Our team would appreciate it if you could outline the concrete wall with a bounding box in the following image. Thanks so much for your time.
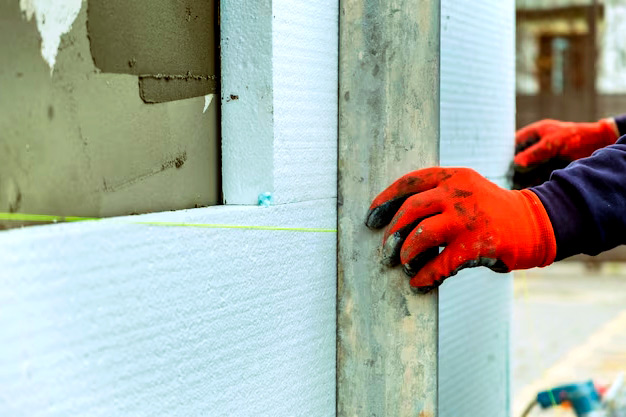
[0,0,219,227]
[0,1,338,416]
[439,0,515,416]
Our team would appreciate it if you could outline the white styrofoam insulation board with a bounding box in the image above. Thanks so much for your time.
[271,1,338,205]
[221,0,338,206]
[0,0,339,415]
[438,0,515,416]
[220,0,275,204]
[0,201,337,417]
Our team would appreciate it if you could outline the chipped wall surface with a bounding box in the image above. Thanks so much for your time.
[0,0,219,225]
[439,0,515,416]
[19,0,82,71]
[0,0,338,415]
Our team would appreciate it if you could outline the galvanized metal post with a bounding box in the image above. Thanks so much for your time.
[337,1,440,416]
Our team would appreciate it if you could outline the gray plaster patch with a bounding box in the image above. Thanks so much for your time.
[87,0,217,102]
[139,75,217,104]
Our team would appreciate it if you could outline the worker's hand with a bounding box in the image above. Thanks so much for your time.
[366,167,557,293]
[514,119,618,168]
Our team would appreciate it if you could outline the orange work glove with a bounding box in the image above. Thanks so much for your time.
[366,167,557,293]
[514,119,618,168]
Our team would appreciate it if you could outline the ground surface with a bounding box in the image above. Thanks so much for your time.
[513,262,626,416]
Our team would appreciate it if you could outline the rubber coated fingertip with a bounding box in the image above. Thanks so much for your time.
[410,279,443,294]
[365,208,383,229]
[402,247,439,278]
[382,233,402,267]
[515,135,540,154]
[365,198,406,229]
[512,162,536,174]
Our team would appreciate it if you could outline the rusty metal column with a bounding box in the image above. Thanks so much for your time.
[337,1,440,416]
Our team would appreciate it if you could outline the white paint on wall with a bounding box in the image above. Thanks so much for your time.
[598,0,626,94]
[19,0,82,73]
[0,200,337,416]
[439,0,515,416]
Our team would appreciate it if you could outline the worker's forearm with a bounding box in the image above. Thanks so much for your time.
[531,135,626,260]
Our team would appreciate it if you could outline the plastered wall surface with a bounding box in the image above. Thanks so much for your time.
[0,0,219,226]
[87,0,217,102]
[0,201,336,417]
[0,0,338,415]
[438,0,515,416]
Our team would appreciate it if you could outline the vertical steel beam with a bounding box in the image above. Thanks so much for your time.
[337,1,440,416]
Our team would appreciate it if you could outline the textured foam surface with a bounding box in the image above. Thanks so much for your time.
[438,1,515,416]
[222,0,338,205]
[0,201,336,416]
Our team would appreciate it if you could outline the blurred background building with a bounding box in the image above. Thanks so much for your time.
[516,0,626,127]
[514,4,626,415]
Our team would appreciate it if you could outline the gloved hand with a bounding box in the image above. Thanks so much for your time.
[514,118,618,168]
[366,167,557,293]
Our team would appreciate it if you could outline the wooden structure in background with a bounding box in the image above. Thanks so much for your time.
[516,2,614,127]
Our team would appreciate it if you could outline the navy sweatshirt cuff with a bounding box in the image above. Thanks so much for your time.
[614,114,626,137]
[530,180,593,261]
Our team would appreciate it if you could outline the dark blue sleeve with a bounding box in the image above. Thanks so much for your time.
[615,114,626,136]
[531,135,626,260]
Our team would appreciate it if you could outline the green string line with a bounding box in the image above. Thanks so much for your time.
[0,213,98,222]
[0,212,337,233]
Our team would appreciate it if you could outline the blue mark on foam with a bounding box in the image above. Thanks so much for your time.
[258,192,273,207]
